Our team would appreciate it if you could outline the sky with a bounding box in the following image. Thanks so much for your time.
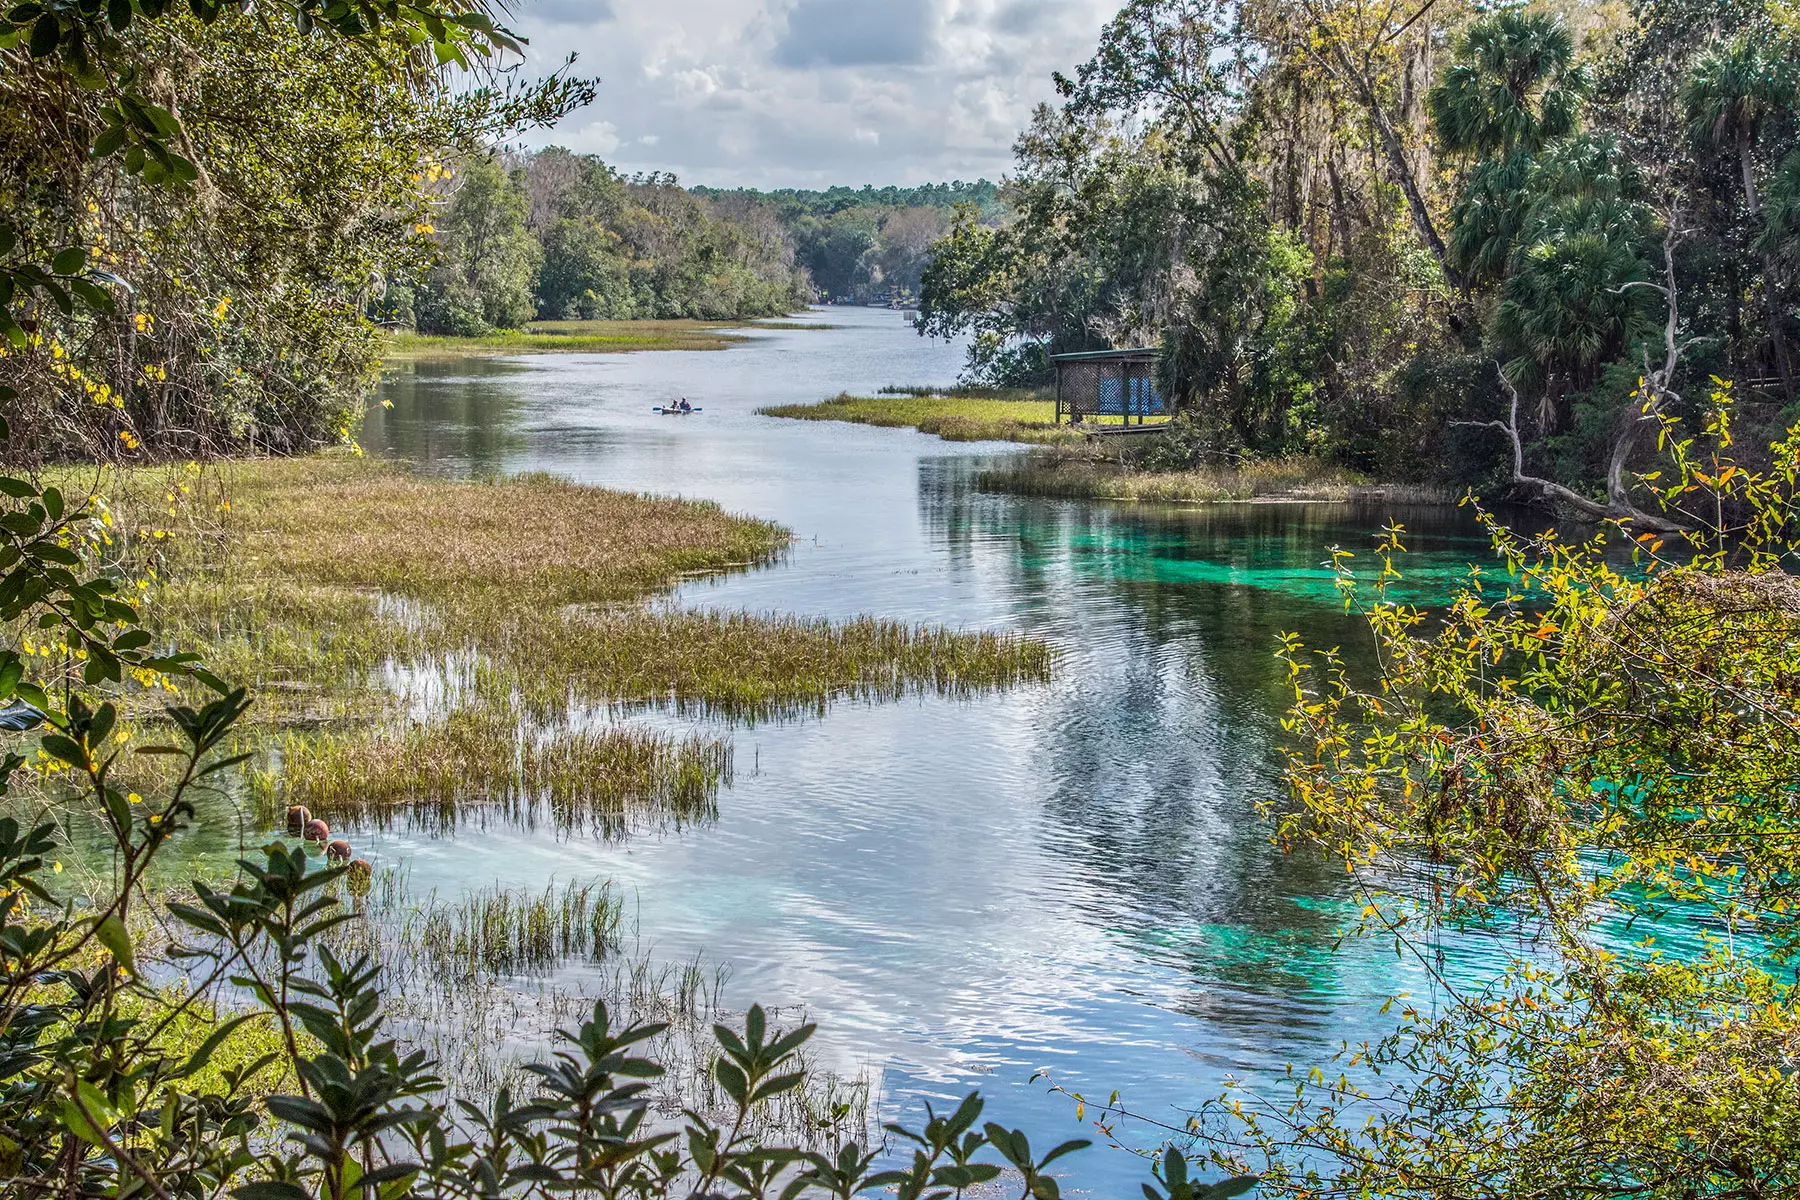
[506,0,1121,189]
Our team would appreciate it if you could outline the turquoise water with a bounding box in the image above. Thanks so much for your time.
[360,309,1525,1191]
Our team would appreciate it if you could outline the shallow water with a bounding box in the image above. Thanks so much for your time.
[361,309,1508,1190]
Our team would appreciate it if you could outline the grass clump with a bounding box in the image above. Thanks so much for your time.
[383,319,755,357]
[410,878,626,978]
[977,452,1456,506]
[495,609,1055,723]
[977,456,1369,502]
[198,455,787,608]
[259,708,732,837]
[760,392,1088,444]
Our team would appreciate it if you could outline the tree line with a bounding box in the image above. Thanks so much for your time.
[395,159,1012,336]
[394,150,813,334]
[919,0,1800,497]
[691,180,1006,305]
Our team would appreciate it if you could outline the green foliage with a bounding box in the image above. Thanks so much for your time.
[1194,391,1800,1194]
[0,3,591,458]
[922,0,1800,492]
[416,157,539,336]
[1429,10,1587,157]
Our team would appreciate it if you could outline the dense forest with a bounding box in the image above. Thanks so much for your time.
[387,157,1006,333]
[920,0,1800,499]
[394,150,812,333]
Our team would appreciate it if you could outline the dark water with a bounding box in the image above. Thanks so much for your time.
[362,309,1505,1190]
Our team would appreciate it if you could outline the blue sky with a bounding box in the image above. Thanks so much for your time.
[510,0,1119,188]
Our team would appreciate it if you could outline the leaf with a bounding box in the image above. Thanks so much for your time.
[94,913,135,973]
[1198,1178,1259,1200]
[91,123,127,158]
[50,247,86,275]
[61,1078,116,1145]
[27,12,57,56]
[231,1184,313,1200]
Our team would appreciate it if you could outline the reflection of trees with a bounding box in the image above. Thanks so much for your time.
[366,359,532,474]
[917,461,1492,1014]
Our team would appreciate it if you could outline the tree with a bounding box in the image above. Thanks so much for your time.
[1683,37,1798,394]
[1190,393,1800,1195]
[417,157,540,334]
[0,4,592,456]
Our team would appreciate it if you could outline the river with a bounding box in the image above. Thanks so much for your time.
[362,307,1504,1192]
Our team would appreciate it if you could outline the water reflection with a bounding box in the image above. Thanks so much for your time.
[352,311,1502,1192]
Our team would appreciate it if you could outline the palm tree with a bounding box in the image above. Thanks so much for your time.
[1684,39,1798,395]
[1433,11,1589,289]
[1492,134,1653,431]
[1430,11,1587,158]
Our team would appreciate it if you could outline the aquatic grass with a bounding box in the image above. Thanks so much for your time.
[73,455,1051,838]
[382,319,754,357]
[323,869,871,1146]
[975,455,1455,505]
[411,878,626,978]
[197,455,789,607]
[259,708,732,837]
[488,608,1056,723]
[759,392,1090,444]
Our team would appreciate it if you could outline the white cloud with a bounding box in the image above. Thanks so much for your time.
[505,0,1118,187]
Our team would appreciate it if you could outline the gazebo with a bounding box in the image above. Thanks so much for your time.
[1050,348,1166,425]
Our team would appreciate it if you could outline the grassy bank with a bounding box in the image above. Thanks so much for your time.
[976,454,1457,505]
[384,316,833,358]
[760,392,1095,444]
[87,455,1050,836]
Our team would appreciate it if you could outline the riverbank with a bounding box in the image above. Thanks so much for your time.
[759,391,1089,444]
[385,317,835,358]
[976,453,1459,505]
[80,455,1053,836]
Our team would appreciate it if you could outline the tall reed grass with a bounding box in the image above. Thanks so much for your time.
[259,708,731,837]
[490,608,1055,723]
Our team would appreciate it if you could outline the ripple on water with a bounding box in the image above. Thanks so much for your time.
[351,308,1527,1192]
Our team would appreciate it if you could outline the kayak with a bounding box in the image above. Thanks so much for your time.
[652,406,702,415]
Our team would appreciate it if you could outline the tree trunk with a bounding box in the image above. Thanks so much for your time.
[1313,30,1462,289]
[1743,130,1795,398]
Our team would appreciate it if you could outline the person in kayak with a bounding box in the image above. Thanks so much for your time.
[678,398,693,412]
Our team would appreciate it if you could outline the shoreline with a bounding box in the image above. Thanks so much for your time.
[382,315,833,359]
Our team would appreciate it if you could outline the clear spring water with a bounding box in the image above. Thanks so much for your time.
[359,308,1518,1191]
